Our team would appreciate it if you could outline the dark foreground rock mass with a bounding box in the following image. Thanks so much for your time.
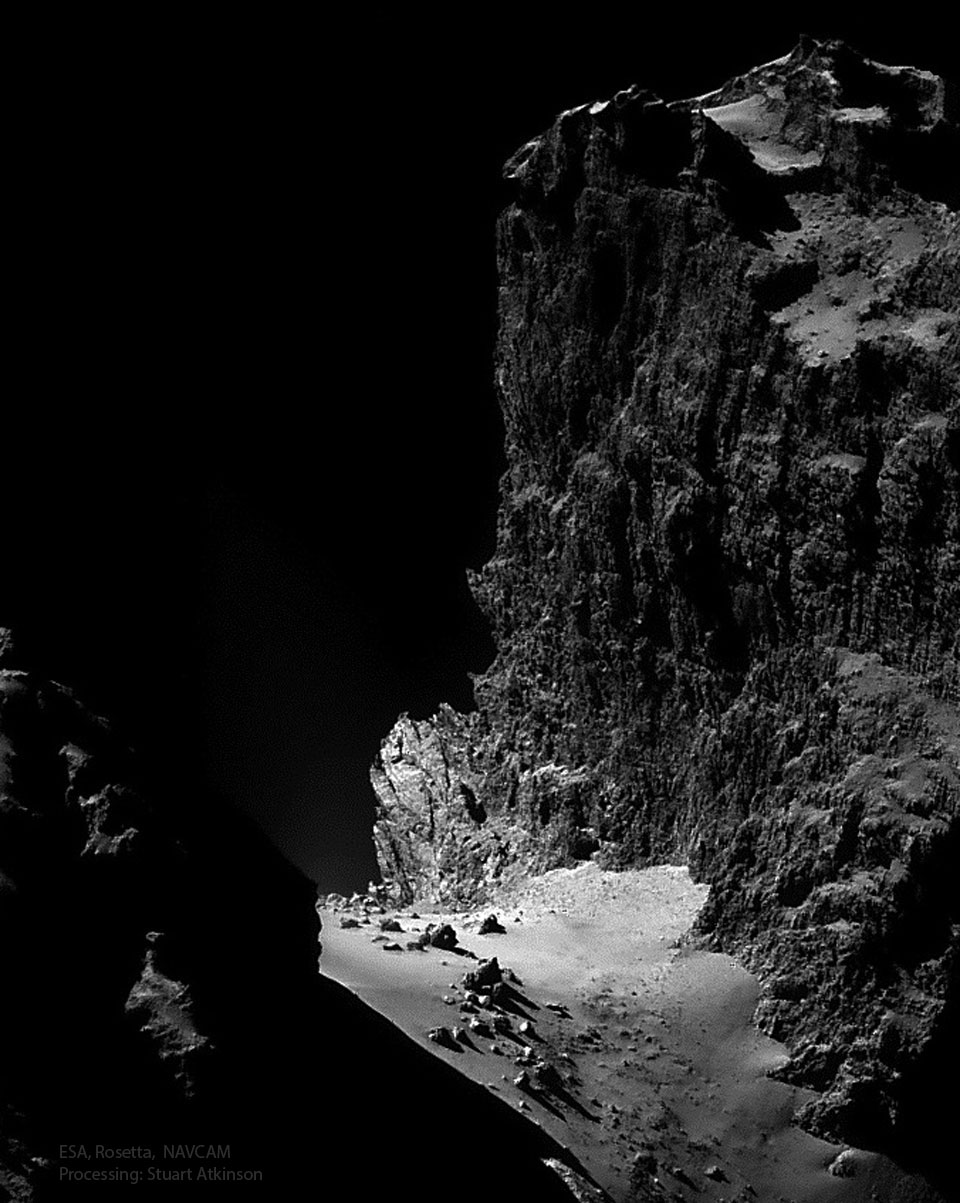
[371,39,959,1191]
[0,633,588,1202]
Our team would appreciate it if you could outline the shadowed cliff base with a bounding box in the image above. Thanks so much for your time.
[0,646,589,1202]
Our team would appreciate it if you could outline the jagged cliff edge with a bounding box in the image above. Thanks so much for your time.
[370,38,959,1185]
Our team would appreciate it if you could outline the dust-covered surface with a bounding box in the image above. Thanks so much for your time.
[321,865,945,1202]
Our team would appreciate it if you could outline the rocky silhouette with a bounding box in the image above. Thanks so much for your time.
[0,635,587,1201]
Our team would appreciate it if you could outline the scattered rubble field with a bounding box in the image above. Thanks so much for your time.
[320,864,942,1202]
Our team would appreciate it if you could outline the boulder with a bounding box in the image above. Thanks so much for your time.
[427,923,459,950]
[463,958,502,991]
[426,1027,460,1052]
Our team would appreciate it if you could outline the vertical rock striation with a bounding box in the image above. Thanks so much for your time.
[371,39,959,1184]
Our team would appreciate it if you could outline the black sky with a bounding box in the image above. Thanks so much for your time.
[8,15,956,892]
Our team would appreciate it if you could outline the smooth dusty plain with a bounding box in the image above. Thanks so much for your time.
[320,864,943,1202]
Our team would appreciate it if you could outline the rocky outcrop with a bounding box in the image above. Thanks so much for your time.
[372,708,605,908]
[371,39,959,1189]
[0,638,329,1198]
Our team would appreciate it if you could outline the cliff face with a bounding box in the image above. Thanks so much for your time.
[371,40,959,1180]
